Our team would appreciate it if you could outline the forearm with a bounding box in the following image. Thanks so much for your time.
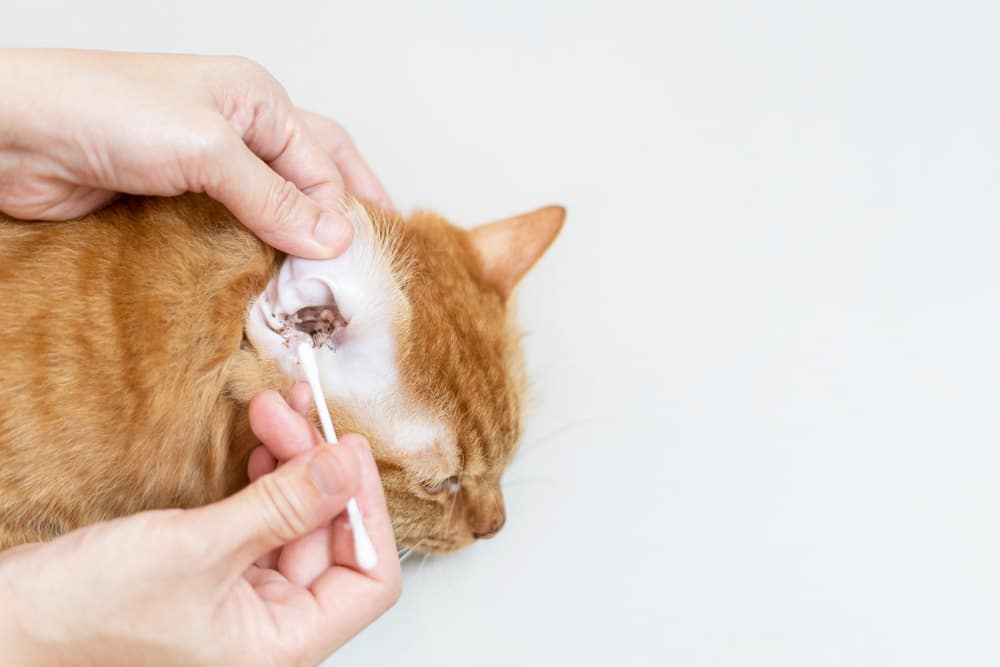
[0,48,79,218]
[0,622,46,666]
[0,566,48,666]
[0,553,107,667]
[0,49,26,177]
[0,49,22,149]
[0,49,52,151]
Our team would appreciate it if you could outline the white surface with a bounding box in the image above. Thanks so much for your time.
[6,2,1000,664]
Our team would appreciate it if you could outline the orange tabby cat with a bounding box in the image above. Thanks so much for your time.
[0,193,563,553]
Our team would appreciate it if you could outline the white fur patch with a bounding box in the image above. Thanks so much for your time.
[245,203,452,454]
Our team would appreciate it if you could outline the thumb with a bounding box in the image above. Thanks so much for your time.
[192,445,361,570]
[203,133,355,259]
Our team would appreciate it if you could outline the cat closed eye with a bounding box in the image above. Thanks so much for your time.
[423,476,460,494]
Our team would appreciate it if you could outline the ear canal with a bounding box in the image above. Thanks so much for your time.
[469,205,565,299]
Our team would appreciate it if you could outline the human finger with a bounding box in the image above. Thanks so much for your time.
[200,128,353,259]
[248,390,323,463]
[298,109,395,212]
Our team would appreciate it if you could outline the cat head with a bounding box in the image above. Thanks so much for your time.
[245,201,563,553]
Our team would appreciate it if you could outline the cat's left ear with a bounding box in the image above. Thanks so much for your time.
[470,205,565,299]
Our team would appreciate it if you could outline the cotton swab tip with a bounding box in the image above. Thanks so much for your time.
[347,498,378,571]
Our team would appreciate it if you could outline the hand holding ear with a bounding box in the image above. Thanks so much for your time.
[0,48,393,258]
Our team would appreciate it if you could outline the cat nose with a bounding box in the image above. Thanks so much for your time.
[473,516,505,540]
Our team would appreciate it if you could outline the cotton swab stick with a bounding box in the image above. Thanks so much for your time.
[296,342,378,571]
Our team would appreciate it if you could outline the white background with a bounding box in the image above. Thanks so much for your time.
[5,1,1000,665]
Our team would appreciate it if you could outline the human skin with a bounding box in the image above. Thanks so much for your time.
[0,49,402,665]
[0,48,394,258]
[0,388,403,666]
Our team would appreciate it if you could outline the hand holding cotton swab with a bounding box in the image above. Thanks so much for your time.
[296,342,378,571]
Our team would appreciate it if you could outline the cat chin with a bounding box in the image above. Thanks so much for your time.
[401,537,474,556]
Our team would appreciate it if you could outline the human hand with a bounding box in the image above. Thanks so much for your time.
[246,383,375,574]
[0,48,392,258]
[0,389,402,667]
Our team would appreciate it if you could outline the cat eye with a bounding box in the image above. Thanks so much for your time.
[423,476,460,494]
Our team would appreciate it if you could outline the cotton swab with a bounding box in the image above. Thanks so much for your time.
[296,341,378,571]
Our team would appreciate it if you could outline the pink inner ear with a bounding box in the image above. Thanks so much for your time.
[247,255,348,376]
[258,256,342,335]
[470,205,565,299]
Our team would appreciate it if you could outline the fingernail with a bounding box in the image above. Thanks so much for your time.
[313,212,352,253]
[309,450,343,496]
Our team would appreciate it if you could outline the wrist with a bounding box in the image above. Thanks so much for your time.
[0,49,71,154]
[0,563,45,665]
[0,553,94,667]
[0,49,31,151]
[0,49,60,218]
[0,50,38,206]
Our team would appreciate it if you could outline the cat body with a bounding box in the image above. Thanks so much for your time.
[0,194,563,552]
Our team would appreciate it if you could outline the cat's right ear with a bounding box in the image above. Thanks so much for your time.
[469,205,565,300]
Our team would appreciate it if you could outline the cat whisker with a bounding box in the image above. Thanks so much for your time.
[514,417,600,463]
[416,551,433,577]
[485,482,502,515]
[441,474,461,530]
[398,540,426,563]
[501,476,552,489]
[513,417,611,462]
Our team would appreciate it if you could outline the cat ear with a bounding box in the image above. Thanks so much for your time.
[469,205,565,299]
